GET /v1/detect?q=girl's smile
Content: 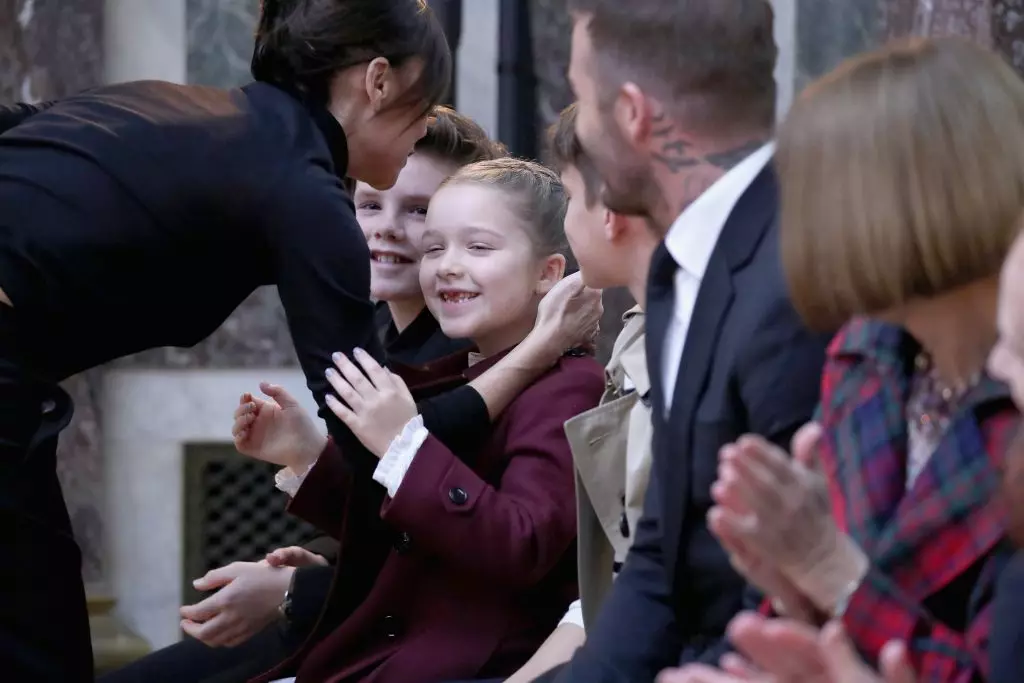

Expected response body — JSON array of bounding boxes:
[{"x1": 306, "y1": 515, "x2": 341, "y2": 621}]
[{"x1": 421, "y1": 183, "x2": 558, "y2": 356}]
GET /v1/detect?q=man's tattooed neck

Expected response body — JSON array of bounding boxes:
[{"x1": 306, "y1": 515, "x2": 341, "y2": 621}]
[
  {"x1": 649, "y1": 112, "x2": 767, "y2": 174},
  {"x1": 704, "y1": 139, "x2": 768, "y2": 170}
]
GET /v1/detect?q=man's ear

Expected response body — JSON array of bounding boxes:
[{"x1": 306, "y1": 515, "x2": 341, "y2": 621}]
[{"x1": 616, "y1": 81, "x2": 656, "y2": 150}]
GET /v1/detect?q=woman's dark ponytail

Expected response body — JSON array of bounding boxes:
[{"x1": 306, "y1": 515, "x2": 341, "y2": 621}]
[
  {"x1": 250, "y1": 0, "x2": 451, "y2": 108},
  {"x1": 251, "y1": 0, "x2": 297, "y2": 90}
]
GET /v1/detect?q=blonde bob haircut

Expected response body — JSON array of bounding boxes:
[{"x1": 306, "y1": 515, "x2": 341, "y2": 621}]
[{"x1": 779, "y1": 37, "x2": 1024, "y2": 332}]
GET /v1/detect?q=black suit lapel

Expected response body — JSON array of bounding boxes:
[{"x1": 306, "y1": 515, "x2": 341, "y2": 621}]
[
  {"x1": 660, "y1": 258, "x2": 734, "y2": 583},
  {"x1": 656, "y1": 164, "x2": 779, "y2": 589}
]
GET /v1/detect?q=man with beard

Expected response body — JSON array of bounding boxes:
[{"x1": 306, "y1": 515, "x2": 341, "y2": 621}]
[{"x1": 535, "y1": 1, "x2": 831, "y2": 681}]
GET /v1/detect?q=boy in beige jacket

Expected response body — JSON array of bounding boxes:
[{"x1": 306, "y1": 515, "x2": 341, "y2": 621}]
[{"x1": 505, "y1": 103, "x2": 659, "y2": 683}]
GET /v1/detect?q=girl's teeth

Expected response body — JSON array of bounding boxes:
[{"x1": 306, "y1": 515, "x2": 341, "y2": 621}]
[{"x1": 442, "y1": 293, "x2": 477, "y2": 302}]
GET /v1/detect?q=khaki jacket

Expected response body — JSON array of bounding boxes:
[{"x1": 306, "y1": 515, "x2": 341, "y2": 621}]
[{"x1": 563, "y1": 306, "x2": 652, "y2": 629}]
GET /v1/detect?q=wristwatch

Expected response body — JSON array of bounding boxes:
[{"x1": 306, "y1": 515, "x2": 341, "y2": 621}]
[{"x1": 278, "y1": 571, "x2": 297, "y2": 624}]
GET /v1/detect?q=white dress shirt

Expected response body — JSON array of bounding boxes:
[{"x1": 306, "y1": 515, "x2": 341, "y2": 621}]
[{"x1": 660, "y1": 143, "x2": 775, "y2": 411}]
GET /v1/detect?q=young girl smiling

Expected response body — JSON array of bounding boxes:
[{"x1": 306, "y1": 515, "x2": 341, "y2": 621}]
[
  {"x1": 356, "y1": 106, "x2": 507, "y2": 361},
  {"x1": 239, "y1": 158, "x2": 604, "y2": 683}
]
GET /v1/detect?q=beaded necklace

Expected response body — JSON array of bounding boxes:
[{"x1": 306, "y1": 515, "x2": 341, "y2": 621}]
[{"x1": 906, "y1": 352, "x2": 982, "y2": 442}]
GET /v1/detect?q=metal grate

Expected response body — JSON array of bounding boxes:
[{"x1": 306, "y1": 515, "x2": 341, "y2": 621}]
[{"x1": 182, "y1": 443, "x2": 320, "y2": 607}]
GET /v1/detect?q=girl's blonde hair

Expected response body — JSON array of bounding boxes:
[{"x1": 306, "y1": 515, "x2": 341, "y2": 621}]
[{"x1": 443, "y1": 158, "x2": 569, "y2": 257}]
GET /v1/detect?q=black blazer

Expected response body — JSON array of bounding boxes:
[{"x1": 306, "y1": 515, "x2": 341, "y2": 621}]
[{"x1": 551, "y1": 164, "x2": 831, "y2": 681}]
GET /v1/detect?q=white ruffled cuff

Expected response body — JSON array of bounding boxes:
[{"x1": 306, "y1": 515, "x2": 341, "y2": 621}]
[
  {"x1": 372, "y1": 414, "x2": 429, "y2": 498},
  {"x1": 557, "y1": 599, "x2": 584, "y2": 630},
  {"x1": 274, "y1": 459, "x2": 318, "y2": 497}
]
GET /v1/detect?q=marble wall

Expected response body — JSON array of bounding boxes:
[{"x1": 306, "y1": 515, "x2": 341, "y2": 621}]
[
  {"x1": 186, "y1": 0, "x2": 259, "y2": 88},
  {"x1": 796, "y1": 0, "x2": 1017, "y2": 88},
  {"x1": 106, "y1": 369, "x2": 320, "y2": 649}
]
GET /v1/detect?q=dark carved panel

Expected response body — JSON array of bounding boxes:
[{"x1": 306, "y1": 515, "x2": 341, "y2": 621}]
[{"x1": 182, "y1": 444, "x2": 319, "y2": 608}]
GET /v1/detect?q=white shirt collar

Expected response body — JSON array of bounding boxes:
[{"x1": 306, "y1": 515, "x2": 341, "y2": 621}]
[{"x1": 664, "y1": 142, "x2": 775, "y2": 279}]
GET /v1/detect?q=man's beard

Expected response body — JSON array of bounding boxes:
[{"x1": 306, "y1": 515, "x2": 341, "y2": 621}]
[
  {"x1": 599, "y1": 163, "x2": 651, "y2": 218},
  {"x1": 579, "y1": 120, "x2": 652, "y2": 219}
]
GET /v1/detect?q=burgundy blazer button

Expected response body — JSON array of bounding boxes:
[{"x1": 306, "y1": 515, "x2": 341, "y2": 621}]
[
  {"x1": 448, "y1": 487, "x2": 469, "y2": 505},
  {"x1": 383, "y1": 614, "x2": 399, "y2": 639}
]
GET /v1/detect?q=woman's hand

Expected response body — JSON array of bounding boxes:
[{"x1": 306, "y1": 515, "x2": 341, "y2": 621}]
[
  {"x1": 708, "y1": 501, "x2": 821, "y2": 624},
  {"x1": 265, "y1": 545, "x2": 328, "y2": 569},
  {"x1": 656, "y1": 615, "x2": 916, "y2": 683},
  {"x1": 526, "y1": 272, "x2": 603, "y2": 365},
  {"x1": 232, "y1": 383, "x2": 326, "y2": 471},
  {"x1": 818, "y1": 622, "x2": 917, "y2": 683},
  {"x1": 710, "y1": 423, "x2": 868, "y2": 612},
  {"x1": 325, "y1": 347, "x2": 417, "y2": 458}
]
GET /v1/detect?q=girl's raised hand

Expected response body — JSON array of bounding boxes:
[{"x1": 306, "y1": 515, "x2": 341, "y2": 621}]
[{"x1": 325, "y1": 348, "x2": 417, "y2": 458}]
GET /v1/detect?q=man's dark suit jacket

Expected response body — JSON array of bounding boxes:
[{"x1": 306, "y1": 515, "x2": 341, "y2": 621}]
[{"x1": 545, "y1": 164, "x2": 831, "y2": 682}]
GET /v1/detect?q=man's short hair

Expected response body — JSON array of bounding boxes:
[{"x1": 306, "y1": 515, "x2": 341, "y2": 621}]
[
  {"x1": 569, "y1": 0, "x2": 777, "y2": 133},
  {"x1": 547, "y1": 103, "x2": 602, "y2": 207}
]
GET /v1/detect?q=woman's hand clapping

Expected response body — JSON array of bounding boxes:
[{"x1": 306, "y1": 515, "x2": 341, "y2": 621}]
[{"x1": 709, "y1": 423, "x2": 869, "y2": 614}]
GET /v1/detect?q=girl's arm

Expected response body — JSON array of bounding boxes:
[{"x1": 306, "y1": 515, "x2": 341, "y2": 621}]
[
  {"x1": 417, "y1": 274, "x2": 601, "y2": 446},
  {"x1": 378, "y1": 362, "x2": 604, "y2": 587}
]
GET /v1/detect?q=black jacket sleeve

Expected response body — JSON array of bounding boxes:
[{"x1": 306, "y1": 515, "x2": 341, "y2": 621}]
[
  {"x1": 286, "y1": 565, "x2": 335, "y2": 637},
  {"x1": 263, "y1": 165, "x2": 383, "y2": 470},
  {"x1": 0, "y1": 100, "x2": 57, "y2": 134},
  {"x1": 418, "y1": 385, "x2": 491, "y2": 455}
]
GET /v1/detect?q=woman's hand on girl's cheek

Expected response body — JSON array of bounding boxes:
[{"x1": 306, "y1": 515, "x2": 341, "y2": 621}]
[
  {"x1": 530, "y1": 272, "x2": 603, "y2": 360},
  {"x1": 325, "y1": 348, "x2": 418, "y2": 458}
]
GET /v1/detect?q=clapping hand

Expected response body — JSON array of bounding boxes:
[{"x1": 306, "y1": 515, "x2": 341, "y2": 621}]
[
  {"x1": 231, "y1": 383, "x2": 326, "y2": 471},
  {"x1": 656, "y1": 614, "x2": 917, "y2": 683},
  {"x1": 709, "y1": 423, "x2": 868, "y2": 613}
]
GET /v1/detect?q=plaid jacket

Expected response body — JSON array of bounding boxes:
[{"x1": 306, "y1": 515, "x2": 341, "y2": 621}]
[{"x1": 819, "y1": 318, "x2": 1018, "y2": 683}]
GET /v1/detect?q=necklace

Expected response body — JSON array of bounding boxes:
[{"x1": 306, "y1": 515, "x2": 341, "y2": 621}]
[{"x1": 906, "y1": 352, "x2": 982, "y2": 442}]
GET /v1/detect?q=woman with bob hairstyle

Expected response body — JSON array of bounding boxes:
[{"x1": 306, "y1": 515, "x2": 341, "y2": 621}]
[
  {"x1": 0, "y1": 1, "x2": 598, "y2": 680},
  {"x1": 691, "y1": 37, "x2": 1024, "y2": 683}
]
